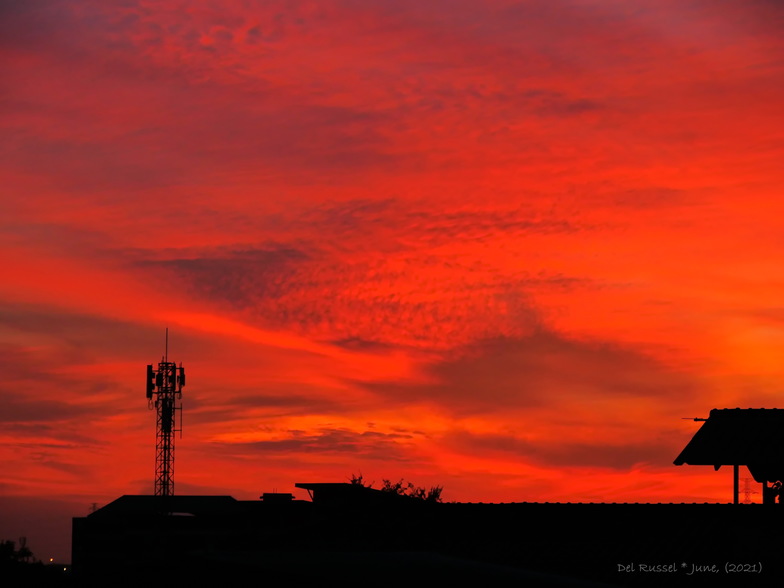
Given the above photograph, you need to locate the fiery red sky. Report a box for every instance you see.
[2,0,784,562]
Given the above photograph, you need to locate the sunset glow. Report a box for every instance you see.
[2,0,784,561]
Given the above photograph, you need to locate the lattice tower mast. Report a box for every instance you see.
[145,329,185,496]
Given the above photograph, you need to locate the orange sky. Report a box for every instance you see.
[2,0,784,562]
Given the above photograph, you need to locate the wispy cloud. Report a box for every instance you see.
[1,4,783,563]
[359,328,699,417]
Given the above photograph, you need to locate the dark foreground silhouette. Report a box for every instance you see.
[675,408,784,505]
[1,539,71,586]
[71,484,781,587]
[69,408,784,586]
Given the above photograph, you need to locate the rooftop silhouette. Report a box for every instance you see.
[674,408,784,480]
[675,408,784,504]
[66,407,784,585]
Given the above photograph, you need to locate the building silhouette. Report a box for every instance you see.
[70,407,784,585]
[73,487,781,586]
[674,408,784,504]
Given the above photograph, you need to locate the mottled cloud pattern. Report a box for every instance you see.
[2,0,784,561]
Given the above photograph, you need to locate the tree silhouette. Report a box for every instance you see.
[0,537,37,567]
[349,473,372,487]
[349,473,443,503]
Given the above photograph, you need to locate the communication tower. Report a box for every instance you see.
[145,329,185,497]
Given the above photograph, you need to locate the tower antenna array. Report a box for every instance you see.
[145,328,185,496]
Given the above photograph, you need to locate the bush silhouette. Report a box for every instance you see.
[349,473,443,503]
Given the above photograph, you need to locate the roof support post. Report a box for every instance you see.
[734,464,739,505]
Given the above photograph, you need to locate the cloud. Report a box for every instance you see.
[0,393,96,425]
[1,0,782,528]
[137,246,310,310]
[6,0,749,204]
[445,430,679,470]
[1,1,413,194]
[359,329,698,415]
[586,187,701,211]
[122,198,599,349]
[519,89,605,118]
[0,304,164,358]
[1,423,98,446]
[215,427,416,461]
[187,391,341,423]
[0,341,121,450]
